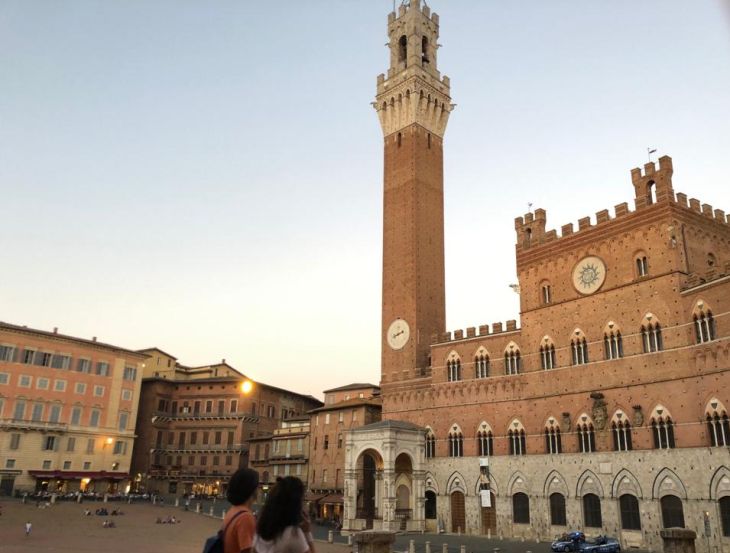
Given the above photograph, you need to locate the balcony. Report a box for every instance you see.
[151,411,258,423]
[0,418,68,432]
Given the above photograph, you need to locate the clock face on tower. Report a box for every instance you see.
[572,256,607,294]
[386,319,410,350]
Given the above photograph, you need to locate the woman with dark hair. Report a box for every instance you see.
[254,476,316,553]
[222,468,259,553]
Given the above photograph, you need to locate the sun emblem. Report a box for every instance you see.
[578,263,600,289]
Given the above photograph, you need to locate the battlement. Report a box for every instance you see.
[515,156,729,251]
[431,319,520,345]
[388,0,440,25]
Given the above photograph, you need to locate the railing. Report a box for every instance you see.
[0,418,68,432]
[152,411,258,422]
[152,444,246,453]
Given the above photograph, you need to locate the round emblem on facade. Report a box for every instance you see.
[571,256,607,294]
[386,319,410,350]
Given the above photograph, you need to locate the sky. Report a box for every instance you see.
[1,1,729,399]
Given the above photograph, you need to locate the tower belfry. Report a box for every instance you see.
[377,0,453,383]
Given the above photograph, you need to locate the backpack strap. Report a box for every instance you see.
[221,509,248,536]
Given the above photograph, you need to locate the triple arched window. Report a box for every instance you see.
[504,345,521,375]
[447,355,462,382]
[448,426,464,457]
[425,429,436,458]
[650,406,676,449]
[577,415,596,453]
[474,350,489,379]
[508,421,526,455]
[612,412,633,451]
[540,339,556,370]
[604,322,624,360]
[706,399,730,447]
[571,330,589,365]
[694,308,716,344]
[544,419,562,454]
[641,315,663,353]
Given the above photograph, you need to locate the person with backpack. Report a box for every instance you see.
[253,477,316,553]
[216,468,259,553]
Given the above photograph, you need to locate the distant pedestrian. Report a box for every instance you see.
[25,521,32,536]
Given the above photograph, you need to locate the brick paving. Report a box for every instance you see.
[0,499,350,553]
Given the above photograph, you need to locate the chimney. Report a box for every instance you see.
[221,358,226,364]
[53,327,58,334]
[92,336,97,342]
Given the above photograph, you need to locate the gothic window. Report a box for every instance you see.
[448,425,463,457]
[398,35,407,63]
[611,412,632,451]
[421,36,429,64]
[641,315,663,353]
[540,338,556,370]
[425,429,436,458]
[550,493,567,526]
[474,350,489,379]
[720,497,730,537]
[694,304,716,344]
[619,494,642,531]
[583,494,603,528]
[571,329,589,365]
[504,344,521,375]
[508,420,526,455]
[512,493,530,524]
[576,416,596,453]
[544,420,562,454]
[660,495,685,528]
[650,406,676,449]
[447,354,462,382]
[636,256,649,277]
[603,322,623,360]
[705,399,730,447]
[477,422,493,456]
[425,490,437,519]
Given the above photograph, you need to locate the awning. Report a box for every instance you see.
[28,470,129,481]
[321,493,344,504]
[304,492,326,502]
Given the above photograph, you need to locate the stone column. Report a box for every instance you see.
[382,468,397,531]
[413,470,426,531]
[354,531,396,553]
[344,470,358,528]
[660,528,696,553]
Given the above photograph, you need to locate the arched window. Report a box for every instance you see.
[636,256,649,277]
[421,36,429,64]
[577,414,596,453]
[474,350,490,379]
[541,283,552,305]
[425,429,436,458]
[660,495,685,528]
[448,425,463,457]
[694,303,716,344]
[705,399,730,447]
[508,421,526,455]
[544,418,562,454]
[425,490,437,519]
[549,493,566,526]
[571,329,589,365]
[612,412,632,451]
[446,353,462,382]
[641,314,663,353]
[504,344,521,375]
[583,494,602,528]
[398,35,408,63]
[477,423,493,456]
[720,496,730,537]
[646,180,657,205]
[540,338,556,370]
[619,494,641,530]
[603,322,623,360]
[512,492,530,524]
[650,406,675,449]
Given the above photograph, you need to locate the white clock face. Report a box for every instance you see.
[572,256,607,295]
[386,319,410,350]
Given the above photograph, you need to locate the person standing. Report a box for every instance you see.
[253,477,316,553]
[222,468,259,553]
[25,521,32,536]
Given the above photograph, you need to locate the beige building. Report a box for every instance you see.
[0,322,147,495]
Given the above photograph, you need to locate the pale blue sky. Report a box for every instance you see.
[1,1,729,398]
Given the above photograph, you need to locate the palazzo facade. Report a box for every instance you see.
[343,2,730,551]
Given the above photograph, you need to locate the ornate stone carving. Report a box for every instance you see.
[591,392,608,430]
[561,412,571,433]
[633,405,644,427]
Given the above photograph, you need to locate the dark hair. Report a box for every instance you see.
[226,468,259,505]
[256,476,305,541]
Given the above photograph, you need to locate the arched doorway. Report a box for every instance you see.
[451,491,466,533]
[355,449,383,529]
[395,453,413,530]
[480,490,496,535]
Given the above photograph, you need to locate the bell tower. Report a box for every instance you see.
[376,0,453,383]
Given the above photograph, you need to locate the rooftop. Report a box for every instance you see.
[323,382,380,393]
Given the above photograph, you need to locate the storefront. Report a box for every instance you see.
[320,493,344,522]
[28,470,129,494]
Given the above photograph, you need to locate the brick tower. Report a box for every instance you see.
[376,0,453,382]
